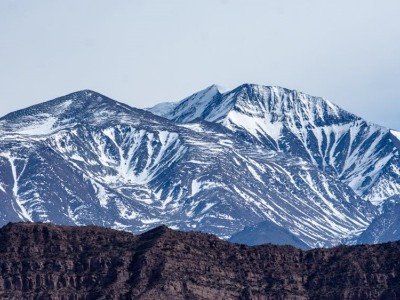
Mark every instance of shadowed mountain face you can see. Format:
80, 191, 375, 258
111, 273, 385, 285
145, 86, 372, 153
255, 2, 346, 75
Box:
229, 219, 311, 250
0, 222, 399, 300
357, 196, 400, 244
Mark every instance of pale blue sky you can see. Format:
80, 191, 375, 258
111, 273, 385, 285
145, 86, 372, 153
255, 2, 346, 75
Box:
1, 0, 399, 129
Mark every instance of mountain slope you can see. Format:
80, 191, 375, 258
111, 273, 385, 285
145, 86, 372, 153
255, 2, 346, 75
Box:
149, 84, 400, 205
229, 219, 310, 250
0, 90, 376, 248
357, 195, 400, 244
0, 222, 400, 299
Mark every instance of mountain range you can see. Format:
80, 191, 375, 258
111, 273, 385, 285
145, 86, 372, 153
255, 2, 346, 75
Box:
0, 84, 399, 248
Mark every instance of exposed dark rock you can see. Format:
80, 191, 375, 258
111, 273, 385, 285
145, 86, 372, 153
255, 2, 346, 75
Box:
0, 222, 399, 300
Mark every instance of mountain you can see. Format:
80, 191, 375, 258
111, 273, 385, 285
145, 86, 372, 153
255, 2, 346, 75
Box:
356, 195, 400, 244
0, 89, 377, 248
229, 219, 310, 250
149, 84, 400, 205
0, 222, 399, 299
1, 85, 399, 248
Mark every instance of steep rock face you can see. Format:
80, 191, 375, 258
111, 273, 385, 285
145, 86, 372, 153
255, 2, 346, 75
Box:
0, 223, 399, 300
149, 84, 400, 205
0, 90, 375, 248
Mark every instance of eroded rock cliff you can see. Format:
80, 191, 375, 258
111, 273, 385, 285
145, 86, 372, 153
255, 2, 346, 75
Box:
0, 222, 399, 299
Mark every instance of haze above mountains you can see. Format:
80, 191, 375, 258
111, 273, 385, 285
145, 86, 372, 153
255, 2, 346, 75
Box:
0, 84, 399, 249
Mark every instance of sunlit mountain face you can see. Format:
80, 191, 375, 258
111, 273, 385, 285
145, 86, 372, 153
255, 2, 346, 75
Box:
0, 85, 398, 248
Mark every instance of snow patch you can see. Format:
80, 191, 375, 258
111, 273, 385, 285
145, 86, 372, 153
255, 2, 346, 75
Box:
391, 130, 400, 141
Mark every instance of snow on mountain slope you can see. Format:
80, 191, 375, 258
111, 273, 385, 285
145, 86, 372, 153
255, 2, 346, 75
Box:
0, 90, 166, 135
146, 102, 177, 118
148, 85, 227, 123
149, 84, 399, 205
0, 90, 376, 248
356, 195, 400, 244
391, 130, 400, 142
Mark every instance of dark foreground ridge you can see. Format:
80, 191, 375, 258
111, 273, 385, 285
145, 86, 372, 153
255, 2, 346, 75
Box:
0, 223, 399, 300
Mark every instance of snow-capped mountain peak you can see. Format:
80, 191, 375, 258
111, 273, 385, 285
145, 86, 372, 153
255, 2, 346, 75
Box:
0, 90, 164, 136
149, 84, 224, 122
149, 84, 399, 205
149, 83, 353, 127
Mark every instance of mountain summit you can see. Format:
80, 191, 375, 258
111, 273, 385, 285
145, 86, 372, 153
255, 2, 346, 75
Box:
154, 84, 350, 126
149, 84, 400, 205
0, 90, 165, 136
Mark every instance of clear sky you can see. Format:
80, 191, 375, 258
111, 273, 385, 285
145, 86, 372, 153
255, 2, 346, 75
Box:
1, 0, 399, 129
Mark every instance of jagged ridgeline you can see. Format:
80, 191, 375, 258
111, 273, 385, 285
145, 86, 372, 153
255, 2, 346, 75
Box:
0, 222, 399, 299
0, 85, 399, 248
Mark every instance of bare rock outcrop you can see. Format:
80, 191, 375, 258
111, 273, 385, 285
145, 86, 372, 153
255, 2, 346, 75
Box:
0, 222, 399, 299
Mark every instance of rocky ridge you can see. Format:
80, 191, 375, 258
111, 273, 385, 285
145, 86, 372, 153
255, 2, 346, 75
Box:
0, 222, 399, 300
